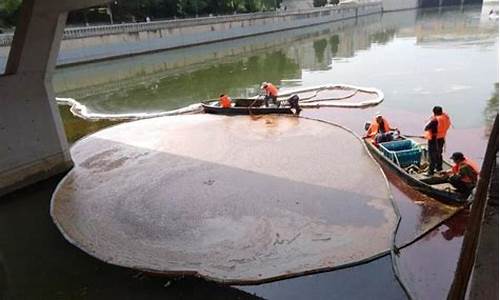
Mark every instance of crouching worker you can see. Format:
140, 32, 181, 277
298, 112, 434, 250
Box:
287, 94, 302, 115
219, 94, 232, 108
261, 82, 279, 107
364, 114, 399, 144
440, 152, 479, 197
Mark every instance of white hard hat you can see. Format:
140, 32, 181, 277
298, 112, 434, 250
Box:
260, 82, 268, 89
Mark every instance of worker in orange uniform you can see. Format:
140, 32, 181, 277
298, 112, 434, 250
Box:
440, 152, 479, 197
424, 106, 451, 176
219, 94, 232, 108
260, 82, 279, 107
364, 113, 399, 143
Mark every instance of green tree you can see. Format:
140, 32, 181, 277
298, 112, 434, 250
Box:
68, 0, 285, 25
0, 0, 22, 27
243, 0, 259, 12
313, 0, 327, 7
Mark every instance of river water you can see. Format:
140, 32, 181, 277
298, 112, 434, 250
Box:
0, 4, 497, 300
55, 5, 498, 133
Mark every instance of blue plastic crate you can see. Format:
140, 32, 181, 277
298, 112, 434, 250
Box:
379, 140, 412, 160
381, 140, 412, 151
394, 148, 422, 167
379, 140, 422, 167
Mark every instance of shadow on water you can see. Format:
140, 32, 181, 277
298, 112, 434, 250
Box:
0, 176, 260, 300
59, 105, 122, 144
382, 164, 464, 247
235, 255, 406, 300
0, 169, 407, 299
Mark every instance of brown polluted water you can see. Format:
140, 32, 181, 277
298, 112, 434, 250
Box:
51, 115, 398, 283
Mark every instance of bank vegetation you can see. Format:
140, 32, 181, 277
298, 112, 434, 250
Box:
0, 0, 289, 29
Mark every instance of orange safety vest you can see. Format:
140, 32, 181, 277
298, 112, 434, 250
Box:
366, 117, 391, 139
424, 113, 451, 140
219, 95, 232, 108
263, 83, 279, 97
452, 158, 480, 184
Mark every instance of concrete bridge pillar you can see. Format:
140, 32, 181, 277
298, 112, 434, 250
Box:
0, 0, 108, 196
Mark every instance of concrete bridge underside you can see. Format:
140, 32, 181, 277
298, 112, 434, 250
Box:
0, 0, 109, 196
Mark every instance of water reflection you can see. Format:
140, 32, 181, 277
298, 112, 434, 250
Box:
369, 29, 397, 45
380, 161, 463, 246
415, 7, 498, 46
53, 13, 391, 114
59, 105, 120, 144
70, 51, 301, 114
313, 39, 328, 67
53, 5, 497, 124
484, 82, 499, 134
329, 34, 340, 56
440, 211, 468, 241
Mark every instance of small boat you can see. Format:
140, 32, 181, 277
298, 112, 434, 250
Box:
202, 98, 293, 115
364, 134, 470, 205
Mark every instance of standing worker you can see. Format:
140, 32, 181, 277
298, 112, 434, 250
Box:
260, 82, 279, 107
424, 106, 451, 176
219, 94, 232, 108
440, 152, 479, 197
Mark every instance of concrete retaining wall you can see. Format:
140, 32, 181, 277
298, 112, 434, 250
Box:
53, 15, 379, 97
382, 0, 419, 11
0, 4, 382, 68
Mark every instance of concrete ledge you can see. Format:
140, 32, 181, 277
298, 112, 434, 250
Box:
0, 4, 382, 45
0, 3, 382, 68
0, 152, 73, 197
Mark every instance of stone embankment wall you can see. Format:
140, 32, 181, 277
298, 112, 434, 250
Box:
382, 0, 418, 11
0, 3, 382, 68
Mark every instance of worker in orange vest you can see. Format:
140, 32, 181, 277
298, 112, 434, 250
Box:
219, 94, 232, 108
260, 82, 279, 107
424, 106, 451, 176
364, 114, 399, 143
440, 152, 479, 196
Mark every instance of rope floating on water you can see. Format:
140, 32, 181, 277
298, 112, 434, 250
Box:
57, 83, 383, 121
277, 84, 384, 108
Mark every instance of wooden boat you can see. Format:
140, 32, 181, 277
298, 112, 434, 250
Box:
202, 98, 293, 115
364, 135, 471, 205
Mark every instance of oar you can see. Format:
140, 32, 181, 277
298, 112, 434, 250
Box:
248, 95, 263, 118
402, 134, 425, 139
361, 132, 422, 140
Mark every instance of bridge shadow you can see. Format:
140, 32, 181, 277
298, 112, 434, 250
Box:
0, 176, 259, 300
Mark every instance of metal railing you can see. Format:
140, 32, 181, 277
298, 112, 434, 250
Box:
0, 2, 381, 46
